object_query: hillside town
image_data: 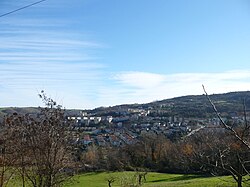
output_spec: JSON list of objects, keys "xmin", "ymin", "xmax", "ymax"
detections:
[{"xmin": 68, "ymin": 106, "xmax": 246, "ymax": 149}]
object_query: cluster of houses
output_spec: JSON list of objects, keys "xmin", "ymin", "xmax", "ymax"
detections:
[
  {"xmin": 69, "ymin": 108, "xmax": 250, "ymax": 149},
  {"xmin": 67, "ymin": 108, "xmax": 209, "ymax": 148},
  {"xmin": 72, "ymin": 126, "xmax": 137, "ymax": 147},
  {"xmin": 67, "ymin": 106, "xmax": 250, "ymax": 148}
]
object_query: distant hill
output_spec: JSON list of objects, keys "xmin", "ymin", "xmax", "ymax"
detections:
[
  {"xmin": 146, "ymin": 91, "xmax": 250, "ymax": 118},
  {"xmin": 0, "ymin": 107, "xmax": 84, "ymax": 122},
  {"xmin": 0, "ymin": 107, "xmax": 41, "ymax": 120},
  {"xmin": 1, "ymin": 91, "xmax": 250, "ymax": 120},
  {"xmin": 92, "ymin": 91, "xmax": 250, "ymax": 118}
]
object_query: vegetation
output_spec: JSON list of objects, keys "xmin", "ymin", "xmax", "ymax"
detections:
[
  {"xmin": 61, "ymin": 172, "xmax": 240, "ymax": 187},
  {"xmin": 0, "ymin": 91, "xmax": 77, "ymax": 187},
  {"xmin": 1, "ymin": 91, "xmax": 250, "ymax": 187}
]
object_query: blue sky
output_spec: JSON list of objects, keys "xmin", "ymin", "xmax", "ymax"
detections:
[{"xmin": 0, "ymin": 0, "xmax": 250, "ymax": 109}]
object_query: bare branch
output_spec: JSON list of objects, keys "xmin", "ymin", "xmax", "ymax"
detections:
[{"xmin": 202, "ymin": 85, "xmax": 250, "ymax": 150}]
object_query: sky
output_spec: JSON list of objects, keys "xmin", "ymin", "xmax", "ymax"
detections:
[{"xmin": 0, "ymin": 0, "xmax": 250, "ymax": 109}]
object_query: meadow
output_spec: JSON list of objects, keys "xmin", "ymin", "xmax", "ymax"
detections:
[{"xmin": 64, "ymin": 172, "xmax": 239, "ymax": 187}]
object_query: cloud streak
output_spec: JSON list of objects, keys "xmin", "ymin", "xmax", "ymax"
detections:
[
  {"xmin": 0, "ymin": 61, "xmax": 105, "ymax": 108},
  {"xmin": 0, "ymin": 22, "xmax": 101, "ymax": 63},
  {"xmin": 0, "ymin": 11, "xmax": 104, "ymax": 108},
  {"xmin": 95, "ymin": 70, "xmax": 250, "ymax": 107}
]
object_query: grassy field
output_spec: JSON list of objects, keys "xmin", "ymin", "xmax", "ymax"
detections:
[{"xmin": 64, "ymin": 172, "xmax": 239, "ymax": 187}]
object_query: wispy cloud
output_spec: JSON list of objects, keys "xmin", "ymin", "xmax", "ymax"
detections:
[
  {"xmin": 96, "ymin": 70, "xmax": 250, "ymax": 107},
  {"xmin": 0, "ymin": 61, "xmax": 104, "ymax": 107},
  {"xmin": 0, "ymin": 19, "xmax": 102, "ymax": 63},
  {"xmin": 113, "ymin": 72, "xmax": 165, "ymax": 88},
  {"xmin": 0, "ymin": 11, "xmax": 104, "ymax": 108}
]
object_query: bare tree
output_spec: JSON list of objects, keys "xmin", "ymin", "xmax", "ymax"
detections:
[
  {"xmin": 196, "ymin": 86, "xmax": 250, "ymax": 187},
  {"xmin": 139, "ymin": 132, "xmax": 167, "ymax": 168},
  {"xmin": 4, "ymin": 91, "xmax": 77, "ymax": 187},
  {"xmin": 135, "ymin": 170, "xmax": 147, "ymax": 186},
  {"xmin": 106, "ymin": 175, "xmax": 115, "ymax": 187},
  {"xmin": 0, "ymin": 121, "xmax": 18, "ymax": 187},
  {"xmin": 203, "ymin": 85, "xmax": 250, "ymax": 149}
]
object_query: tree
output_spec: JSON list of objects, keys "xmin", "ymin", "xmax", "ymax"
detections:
[
  {"xmin": 106, "ymin": 175, "xmax": 115, "ymax": 187},
  {"xmin": 0, "ymin": 120, "xmax": 18, "ymax": 187},
  {"xmin": 184, "ymin": 127, "xmax": 250, "ymax": 187},
  {"xmin": 134, "ymin": 169, "xmax": 147, "ymax": 186},
  {"xmin": 140, "ymin": 132, "xmax": 166, "ymax": 168},
  {"xmin": 4, "ymin": 91, "xmax": 77, "ymax": 187},
  {"xmin": 189, "ymin": 86, "xmax": 250, "ymax": 187}
]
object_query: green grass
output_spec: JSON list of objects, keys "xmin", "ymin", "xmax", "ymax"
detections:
[
  {"xmin": 64, "ymin": 172, "xmax": 242, "ymax": 187},
  {"xmin": 3, "ymin": 171, "xmax": 245, "ymax": 187}
]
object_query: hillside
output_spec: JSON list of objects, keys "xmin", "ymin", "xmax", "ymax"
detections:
[
  {"xmin": 0, "ymin": 107, "xmax": 84, "ymax": 122},
  {"xmin": 1, "ymin": 91, "xmax": 250, "ymax": 119},
  {"xmin": 92, "ymin": 91, "xmax": 250, "ymax": 118},
  {"xmin": 146, "ymin": 91, "xmax": 250, "ymax": 118}
]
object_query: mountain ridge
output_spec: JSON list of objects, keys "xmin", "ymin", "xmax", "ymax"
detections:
[{"xmin": 1, "ymin": 91, "xmax": 250, "ymax": 119}]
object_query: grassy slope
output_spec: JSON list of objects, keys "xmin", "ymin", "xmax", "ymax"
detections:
[{"xmin": 64, "ymin": 172, "xmax": 238, "ymax": 187}]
